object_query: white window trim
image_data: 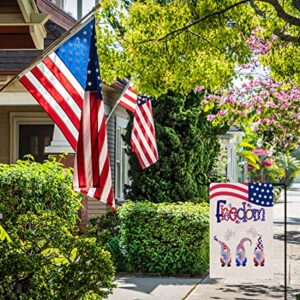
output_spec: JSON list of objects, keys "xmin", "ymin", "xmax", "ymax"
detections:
[{"xmin": 10, "ymin": 112, "xmax": 53, "ymax": 163}]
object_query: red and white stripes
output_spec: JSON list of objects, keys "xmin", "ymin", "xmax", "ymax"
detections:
[
  {"xmin": 20, "ymin": 52, "xmax": 114, "ymax": 208},
  {"xmin": 131, "ymin": 100, "xmax": 158, "ymax": 169},
  {"xmin": 119, "ymin": 82, "xmax": 137, "ymax": 113},
  {"xmin": 210, "ymin": 183, "xmax": 249, "ymax": 202}
]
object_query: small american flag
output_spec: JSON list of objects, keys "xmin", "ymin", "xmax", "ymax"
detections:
[
  {"xmin": 19, "ymin": 19, "xmax": 114, "ymax": 209},
  {"xmin": 118, "ymin": 81, "xmax": 137, "ymax": 113},
  {"xmin": 131, "ymin": 95, "xmax": 159, "ymax": 169},
  {"xmin": 210, "ymin": 183, "xmax": 273, "ymax": 207}
]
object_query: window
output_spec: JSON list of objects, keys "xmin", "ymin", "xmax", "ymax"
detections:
[
  {"xmin": 10, "ymin": 112, "xmax": 53, "ymax": 163},
  {"xmin": 19, "ymin": 124, "xmax": 54, "ymax": 163},
  {"xmin": 115, "ymin": 117, "xmax": 129, "ymax": 201}
]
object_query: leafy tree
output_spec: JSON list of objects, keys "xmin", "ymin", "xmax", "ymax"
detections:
[
  {"xmin": 124, "ymin": 90, "xmax": 228, "ymax": 203},
  {"xmin": 96, "ymin": 0, "xmax": 300, "ymax": 96}
]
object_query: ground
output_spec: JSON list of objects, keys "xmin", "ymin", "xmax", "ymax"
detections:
[{"xmin": 108, "ymin": 185, "xmax": 300, "ymax": 300}]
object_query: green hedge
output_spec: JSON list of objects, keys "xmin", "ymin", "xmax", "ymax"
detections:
[
  {"xmin": 0, "ymin": 157, "xmax": 81, "ymax": 225},
  {"xmin": 116, "ymin": 201, "xmax": 209, "ymax": 275},
  {"xmin": 0, "ymin": 158, "xmax": 115, "ymax": 300}
]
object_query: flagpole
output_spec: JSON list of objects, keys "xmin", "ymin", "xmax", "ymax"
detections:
[
  {"xmin": 106, "ymin": 80, "xmax": 131, "ymax": 124},
  {"xmin": 0, "ymin": 2, "xmax": 101, "ymax": 93}
]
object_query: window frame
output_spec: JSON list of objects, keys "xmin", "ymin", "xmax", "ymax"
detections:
[{"xmin": 10, "ymin": 112, "xmax": 53, "ymax": 163}]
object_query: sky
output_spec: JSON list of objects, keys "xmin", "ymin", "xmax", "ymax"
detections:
[{"xmin": 64, "ymin": 0, "xmax": 97, "ymax": 19}]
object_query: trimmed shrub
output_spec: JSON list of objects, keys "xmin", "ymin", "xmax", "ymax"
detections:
[
  {"xmin": 0, "ymin": 158, "xmax": 115, "ymax": 299},
  {"xmin": 0, "ymin": 157, "xmax": 81, "ymax": 226},
  {"xmin": 84, "ymin": 212, "xmax": 128, "ymax": 272},
  {"xmin": 124, "ymin": 90, "xmax": 228, "ymax": 203},
  {"xmin": 117, "ymin": 201, "xmax": 209, "ymax": 275}
]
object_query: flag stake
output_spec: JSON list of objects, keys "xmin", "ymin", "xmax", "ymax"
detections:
[
  {"xmin": 106, "ymin": 80, "xmax": 131, "ymax": 124},
  {"xmin": 0, "ymin": 2, "xmax": 101, "ymax": 93}
]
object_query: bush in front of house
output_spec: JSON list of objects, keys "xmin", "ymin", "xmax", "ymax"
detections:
[
  {"xmin": 124, "ymin": 90, "xmax": 228, "ymax": 203},
  {"xmin": 0, "ymin": 156, "xmax": 81, "ymax": 225},
  {"xmin": 0, "ymin": 158, "xmax": 115, "ymax": 300},
  {"xmin": 87, "ymin": 201, "xmax": 210, "ymax": 276}
]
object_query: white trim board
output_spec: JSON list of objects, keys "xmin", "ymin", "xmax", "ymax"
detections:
[{"xmin": 0, "ymin": 92, "xmax": 112, "ymax": 114}]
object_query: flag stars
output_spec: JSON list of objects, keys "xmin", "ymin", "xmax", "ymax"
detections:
[
  {"xmin": 88, "ymin": 82, "xmax": 92, "ymax": 86},
  {"xmin": 83, "ymin": 30, "xmax": 87, "ymax": 35}
]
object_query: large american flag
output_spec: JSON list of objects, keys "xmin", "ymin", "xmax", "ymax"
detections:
[
  {"xmin": 131, "ymin": 95, "xmax": 159, "ymax": 169},
  {"xmin": 210, "ymin": 183, "xmax": 273, "ymax": 207},
  {"xmin": 19, "ymin": 19, "xmax": 114, "ymax": 208}
]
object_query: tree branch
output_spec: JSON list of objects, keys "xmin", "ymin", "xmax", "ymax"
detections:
[
  {"xmin": 249, "ymin": 0, "xmax": 266, "ymax": 17},
  {"xmin": 274, "ymin": 29, "xmax": 300, "ymax": 43},
  {"xmin": 135, "ymin": 0, "xmax": 300, "ymax": 45},
  {"xmin": 187, "ymin": 29, "xmax": 223, "ymax": 52},
  {"xmin": 293, "ymin": 0, "xmax": 300, "ymax": 11},
  {"xmin": 260, "ymin": 0, "xmax": 300, "ymax": 26},
  {"xmin": 138, "ymin": 0, "xmax": 250, "ymax": 44}
]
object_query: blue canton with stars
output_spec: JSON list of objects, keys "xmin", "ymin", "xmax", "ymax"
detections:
[
  {"xmin": 55, "ymin": 18, "xmax": 102, "ymax": 98},
  {"xmin": 137, "ymin": 95, "xmax": 151, "ymax": 106},
  {"xmin": 248, "ymin": 183, "xmax": 273, "ymax": 207}
]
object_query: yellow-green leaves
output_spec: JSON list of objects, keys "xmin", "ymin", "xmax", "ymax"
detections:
[{"xmin": 0, "ymin": 225, "xmax": 11, "ymax": 243}]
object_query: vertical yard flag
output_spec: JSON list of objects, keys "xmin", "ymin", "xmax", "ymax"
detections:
[
  {"xmin": 210, "ymin": 183, "xmax": 274, "ymax": 280},
  {"xmin": 19, "ymin": 19, "xmax": 114, "ymax": 209},
  {"xmin": 118, "ymin": 82, "xmax": 159, "ymax": 169}
]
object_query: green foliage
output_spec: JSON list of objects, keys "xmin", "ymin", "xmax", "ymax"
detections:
[
  {"xmin": 116, "ymin": 201, "xmax": 210, "ymax": 275},
  {"xmin": 96, "ymin": 0, "xmax": 300, "ymax": 95},
  {"xmin": 0, "ymin": 157, "xmax": 81, "ymax": 226},
  {"xmin": 124, "ymin": 90, "xmax": 228, "ymax": 203},
  {"xmin": 292, "ymin": 149, "xmax": 300, "ymax": 161},
  {"xmin": 0, "ymin": 159, "xmax": 115, "ymax": 300},
  {"xmin": 97, "ymin": 0, "xmax": 253, "ymax": 96},
  {"xmin": 276, "ymin": 154, "xmax": 300, "ymax": 188},
  {"xmin": 208, "ymin": 147, "xmax": 228, "ymax": 182},
  {"xmin": 0, "ymin": 225, "xmax": 11, "ymax": 243},
  {"xmin": 84, "ymin": 212, "xmax": 127, "ymax": 271}
]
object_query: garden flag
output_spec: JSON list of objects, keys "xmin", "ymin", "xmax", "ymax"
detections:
[
  {"xmin": 118, "ymin": 81, "xmax": 159, "ymax": 169},
  {"xmin": 19, "ymin": 19, "xmax": 115, "ymax": 209},
  {"xmin": 210, "ymin": 183, "xmax": 273, "ymax": 280}
]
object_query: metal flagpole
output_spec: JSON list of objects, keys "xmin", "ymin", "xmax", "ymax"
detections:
[
  {"xmin": 0, "ymin": 2, "xmax": 101, "ymax": 93},
  {"xmin": 273, "ymin": 183, "xmax": 288, "ymax": 300},
  {"xmin": 106, "ymin": 80, "xmax": 131, "ymax": 124},
  {"xmin": 284, "ymin": 184, "xmax": 288, "ymax": 300}
]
